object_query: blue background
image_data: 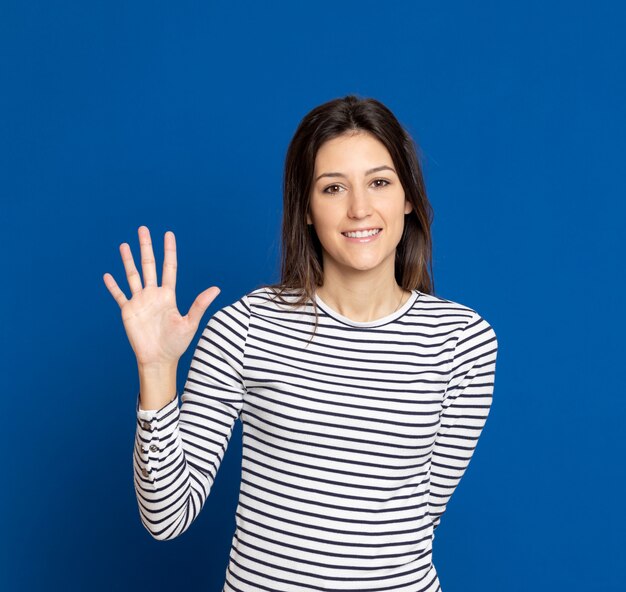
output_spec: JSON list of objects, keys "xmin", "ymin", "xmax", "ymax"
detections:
[{"xmin": 1, "ymin": 1, "xmax": 624, "ymax": 591}]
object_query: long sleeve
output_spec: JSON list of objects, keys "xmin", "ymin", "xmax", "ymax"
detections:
[
  {"xmin": 427, "ymin": 311, "xmax": 498, "ymax": 535},
  {"xmin": 133, "ymin": 294, "xmax": 250, "ymax": 540}
]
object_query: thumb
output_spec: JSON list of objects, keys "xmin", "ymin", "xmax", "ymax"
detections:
[{"xmin": 186, "ymin": 286, "xmax": 221, "ymax": 329}]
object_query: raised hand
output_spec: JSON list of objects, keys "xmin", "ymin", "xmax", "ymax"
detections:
[{"xmin": 103, "ymin": 226, "xmax": 221, "ymax": 368}]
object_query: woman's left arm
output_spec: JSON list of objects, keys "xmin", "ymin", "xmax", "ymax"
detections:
[{"xmin": 427, "ymin": 311, "xmax": 499, "ymax": 534}]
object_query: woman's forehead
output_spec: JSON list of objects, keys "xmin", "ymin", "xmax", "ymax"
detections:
[{"xmin": 314, "ymin": 132, "xmax": 393, "ymax": 173}]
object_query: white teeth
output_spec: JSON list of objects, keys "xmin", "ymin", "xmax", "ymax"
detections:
[{"xmin": 342, "ymin": 228, "xmax": 381, "ymax": 238}]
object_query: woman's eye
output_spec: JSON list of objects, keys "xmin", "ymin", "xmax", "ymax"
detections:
[
  {"xmin": 323, "ymin": 184, "xmax": 343, "ymax": 195},
  {"xmin": 372, "ymin": 179, "xmax": 390, "ymax": 188}
]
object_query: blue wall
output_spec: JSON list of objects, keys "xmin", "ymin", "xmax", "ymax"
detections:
[{"xmin": 1, "ymin": 1, "xmax": 624, "ymax": 590}]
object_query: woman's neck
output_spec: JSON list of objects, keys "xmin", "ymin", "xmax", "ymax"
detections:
[{"xmin": 315, "ymin": 270, "xmax": 410, "ymax": 323}]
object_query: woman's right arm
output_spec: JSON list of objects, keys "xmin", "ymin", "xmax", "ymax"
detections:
[
  {"xmin": 133, "ymin": 297, "xmax": 250, "ymax": 540},
  {"xmin": 103, "ymin": 226, "xmax": 248, "ymax": 540}
]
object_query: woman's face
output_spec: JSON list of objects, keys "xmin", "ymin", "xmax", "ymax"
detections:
[{"xmin": 307, "ymin": 131, "xmax": 413, "ymax": 279}]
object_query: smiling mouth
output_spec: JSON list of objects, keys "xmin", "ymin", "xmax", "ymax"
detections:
[{"xmin": 341, "ymin": 228, "xmax": 382, "ymax": 238}]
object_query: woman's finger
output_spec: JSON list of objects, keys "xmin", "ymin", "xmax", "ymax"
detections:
[
  {"xmin": 186, "ymin": 286, "xmax": 220, "ymax": 329},
  {"xmin": 102, "ymin": 273, "xmax": 129, "ymax": 309},
  {"xmin": 119, "ymin": 242, "xmax": 143, "ymax": 295},
  {"xmin": 161, "ymin": 230, "xmax": 177, "ymax": 290},
  {"xmin": 138, "ymin": 226, "xmax": 158, "ymax": 288}
]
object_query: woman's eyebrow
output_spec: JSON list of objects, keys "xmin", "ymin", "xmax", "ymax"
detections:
[{"xmin": 314, "ymin": 165, "xmax": 396, "ymax": 182}]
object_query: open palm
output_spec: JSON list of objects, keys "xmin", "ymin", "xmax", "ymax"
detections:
[{"xmin": 103, "ymin": 226, "xmax": 220, "ymax": 368}]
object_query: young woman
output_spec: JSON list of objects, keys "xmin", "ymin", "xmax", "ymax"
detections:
[{"xmin": 103, "ymin": 95, "xmax": 498, "ymax": 592}]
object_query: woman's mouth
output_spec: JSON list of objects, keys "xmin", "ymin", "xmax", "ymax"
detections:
[{"xmin": 341, "ymin": 228, "xmax": 382, "ymax": 242}]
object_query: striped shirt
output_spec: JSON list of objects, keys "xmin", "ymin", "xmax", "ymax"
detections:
[{"xmin": 134, "ymin": 286, "xmax": 498, "ymax": 591}]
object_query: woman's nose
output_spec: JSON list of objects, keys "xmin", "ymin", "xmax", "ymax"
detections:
[{"xmin": 347, "ymin": 187, "xmax": 373, "ymax": 219}]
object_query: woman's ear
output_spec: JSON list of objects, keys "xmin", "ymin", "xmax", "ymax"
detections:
[
  {"xmin": 404, "ymin": 200, "xmax": 413, "ymax": 215},
  {"xmin": 307, "ymin": 212, "xmax": 313, "ymax": 225}
]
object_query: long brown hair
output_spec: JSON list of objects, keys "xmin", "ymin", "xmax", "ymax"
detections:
[{"xmin": 258, "ymin": 94, "xmax": 435, "ymax": 337}]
